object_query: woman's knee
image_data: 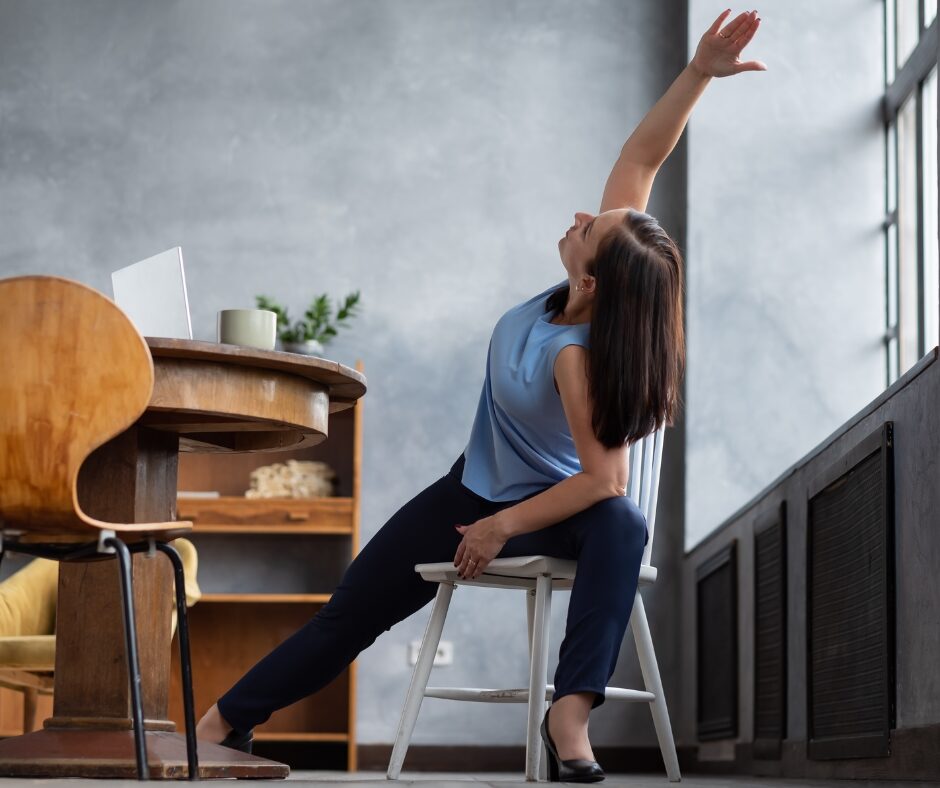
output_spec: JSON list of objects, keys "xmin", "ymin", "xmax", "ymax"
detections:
[
  {"xmin": 590, "ymin": 494, "xmax": 646, "ymax": 524},
  {"xmin": 572, "ymin": 495, "xmax": 648, "ymax": 544}
]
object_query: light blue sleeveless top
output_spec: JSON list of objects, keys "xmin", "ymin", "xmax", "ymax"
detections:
[{"xmin": 460, "ymin": 279, "xmax": 591, "ymax": 501}]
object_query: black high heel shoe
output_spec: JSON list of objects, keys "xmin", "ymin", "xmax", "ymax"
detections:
[
  {"xmin": 219, "ymin": 726, "xmax": 254, "ymax": 754},
  {"xmin": 539, "ymin": 706, "xmax": 605, "ymax": 783}
]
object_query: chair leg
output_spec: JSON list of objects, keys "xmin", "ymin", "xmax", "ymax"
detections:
[
  {"xmin": 525, "ymin": 574, "xmax": 552, "ymax": 782},
  {"xmin": 526, "ymin": 588, "xmax": 535, "ymax": 658},
  {"xmin": 105, "ymin": 536, "xmax": 150, "ymax": 781},
  {"xmin": 155, "ymin": 542, "xmax": 199, "ymax": 781},
  {"xmin": 525, "ymin": 588, "xmax": 548, "ymax": 782},
  {"xmin": 630, "ymin": 591, "xmax": 681, "ymax": 782},
  {"xmin": 387, "ymin": 582, "xmax": 455, "ymax": 780},
  {"xmin": 22, "ymin": 687, "xmax": 38, "ymax": 733}
]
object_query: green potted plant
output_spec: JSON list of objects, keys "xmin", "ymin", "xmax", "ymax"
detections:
[{"xmin": 255, "ymin": 291, "xmax": 361, "ymax": 356}]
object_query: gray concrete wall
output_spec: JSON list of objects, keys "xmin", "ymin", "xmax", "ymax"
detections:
[
  {"xmin": 685, "ymin": 0, "xmax": 887, "ymax": 553},
  {"xmin": 0, "ymin": 0, "xmax": 686, "ymax": 747},
  {"xmin": 678, "ymin": 349, "xmax": 940, "ymax": 778}
]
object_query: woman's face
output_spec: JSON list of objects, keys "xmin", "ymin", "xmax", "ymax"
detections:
[{"xmin": 558, "ymin": 208, "xmax": 630, "ymax": 283}]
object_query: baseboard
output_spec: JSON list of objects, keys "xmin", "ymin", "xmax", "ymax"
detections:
[
  {"xmin": 688, "ymin": 723, "xmax": 940, "ymax": 782},
  {"xmin": 359, "ymin": 723, "xmax": 940, "ymax": 781},
  {"xmin": 357, "ymin": 744, "xmax": 672, "ymax": 773}
]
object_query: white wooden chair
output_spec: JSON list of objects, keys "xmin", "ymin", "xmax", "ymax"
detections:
[{"xmin": 386, "ymin": 426, "xmax": 681, "ymax": 782}]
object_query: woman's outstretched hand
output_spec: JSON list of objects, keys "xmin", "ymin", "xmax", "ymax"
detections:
[
  {"xmin": 691, "ymin": 8, "xmax": 766, "ymax": 78},
  {"xmin": 453, "ymin": 516, "xmax": 509, "ymax": 580}
]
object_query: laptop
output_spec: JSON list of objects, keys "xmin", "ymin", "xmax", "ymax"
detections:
[{"xmin": 111, "ymin": 247, "xmax": 193, "ymax": 339}]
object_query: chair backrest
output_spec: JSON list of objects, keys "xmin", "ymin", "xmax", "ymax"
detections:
[
  {"xmin": 627, "ymin": 424, "xmax": 666, "ymax": 566},
  {"xmin": 0, "ymin": 276, "xmax": 154, "ymax": 532}
]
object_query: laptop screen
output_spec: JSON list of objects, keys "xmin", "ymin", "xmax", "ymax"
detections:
[{"xmin": 111, "ymin": 247, "xmax": 193, "ymax": 340}]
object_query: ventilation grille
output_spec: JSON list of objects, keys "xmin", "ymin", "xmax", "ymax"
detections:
[
  {"xmin": 753, "ymin": 504, "xmax": 787, "ymax": 760},
  {"xmin": 696, "ymin": 541, "xmax": 737, "ymax": 741},
  {"xmin": 806, "ymin": 422, "xmax": 895, "ymax": 760}
]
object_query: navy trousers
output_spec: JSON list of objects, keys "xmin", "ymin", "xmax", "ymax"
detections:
[{"xmin": 216, "ymin": 454, "xmax": 649, "ymax": 732}]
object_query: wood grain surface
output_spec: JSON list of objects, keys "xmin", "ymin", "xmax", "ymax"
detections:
[
  {"xmin": 146, "ymin": 338, "xmax": 366, "ymax": 408},
  {"xmin": 0, "ymin": 276, "xmax": 155, "ymax": 533}
]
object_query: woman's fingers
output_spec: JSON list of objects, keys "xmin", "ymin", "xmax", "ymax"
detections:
[
  {"xmin": 462, "ymin": 555, "xmax": 477, "ymax": 579},
  {"xmin": 455, "ymin": 541, "xmax": 474, "ymax": 578},
  {"xmin": 719, "ymin": 10, "xmax": 751, "ymax": 40},
  {"xmin": 706, "ymin": 8, "xmax": 732, "ymax": 36},
  {"xmin": 733, "ymin": 16, "xmax": 760, "ymax": 49},
  {"xmin": 455, "ymin": 546, "xmax": 482, "ymax": 580},
  {"xmin": 470, "ymin": 557, "xmax": 488, "ymax": 580}
]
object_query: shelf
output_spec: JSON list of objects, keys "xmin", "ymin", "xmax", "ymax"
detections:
[
  {"xmin": 253, "ymin": 732, "xmax": 350, "ymax": 743},
  {"xmin": 189, "ymin": 525, "xmax": 351, "ymax": 534},
  {"xmin": 199, "ymin": 593, "xmax": 332, "ymax": 604},
  {"xmin": 177, "ymin": 496, "xmax": 354, "ymax": 534}
]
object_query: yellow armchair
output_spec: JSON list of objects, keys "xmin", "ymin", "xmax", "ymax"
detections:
[{"xmin": 0, "ymin": 537, "xmax": 201, "ymax": 732}]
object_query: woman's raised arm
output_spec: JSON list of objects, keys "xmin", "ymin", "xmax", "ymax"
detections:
[{"xmin": 599, "ymin": 8, "xmax": 766, "ymax": 214}]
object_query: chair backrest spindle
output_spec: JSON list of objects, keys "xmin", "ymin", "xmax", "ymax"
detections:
[
  {"xmin": 628, "ymin": 440, "xmax": 643, "ymax": 502},
  {"xmin": 626, "ymin": 425, "xmax": 666, "ymax": 567}
]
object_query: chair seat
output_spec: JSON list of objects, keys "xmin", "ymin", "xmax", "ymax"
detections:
[
  {"xmin": 4, "ymin": 523, "xmax": 193, "ymax": 544},
  {"xmin": 415, "ymin": 555, "xmax": 657, "ymax": 590},
  {"xmin": 0, "ymin": 635, "xmax": 55, "ymax": 671}
]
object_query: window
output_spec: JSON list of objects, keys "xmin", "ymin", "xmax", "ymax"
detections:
[
  {"xmin": 923, "ymin": 66, "xmax": 939, "ymax": 355},
  {"xmin": 884, "ymin": 1, "xmax": 940, "ymax": 384}
]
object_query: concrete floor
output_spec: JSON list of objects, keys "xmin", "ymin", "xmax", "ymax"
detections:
[{"xmin": 2, "ymin": 774, "xmax": 938, "ymax": 787}]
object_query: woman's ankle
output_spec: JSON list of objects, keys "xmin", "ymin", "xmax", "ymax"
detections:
[
  {"xmin": 548, "ymin": 695, "xmax": 595, "ymax": 761},
  {"xmin": 196, "ymin": 703, "xmax": 234, "ymax": 741}
]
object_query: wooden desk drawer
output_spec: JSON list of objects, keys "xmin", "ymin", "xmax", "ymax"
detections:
[{"xmin": 177, "ymin": 496, "xmax": 354, "ymax": 534}]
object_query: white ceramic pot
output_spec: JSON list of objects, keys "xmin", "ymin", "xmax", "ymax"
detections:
[{"xmin": 281, "ymin": 339, "xmax": 325, "ymax": 356}]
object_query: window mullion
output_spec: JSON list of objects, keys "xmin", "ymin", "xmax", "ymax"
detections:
[
  {"xmin": 916, "ymin": 87, "xmax": 926, "ymax": 358},
  {"xmin": 886, "ymin": 16, "xmax": 939, "ymax": 119}
]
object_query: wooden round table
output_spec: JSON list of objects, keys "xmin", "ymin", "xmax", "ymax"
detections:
[{"xmin": 0, "ymin": 339, "xmax": 366, "ymax": 779}]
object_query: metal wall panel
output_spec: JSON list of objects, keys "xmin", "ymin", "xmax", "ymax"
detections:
[
  {"xmin": 696, "ymin": 541, "xmax": 738, "ymax": 741},
  {"xmin": 754, "ymin": 504, "xmax": 787, "ymax": 759},
  {"xmin": 806, "ymin": 423, "xmax": 896, "ymax": 759}
]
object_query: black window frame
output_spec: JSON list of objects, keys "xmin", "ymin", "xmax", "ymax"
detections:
[
  {"xmin": 882, "ymin": 0, "xmax": 940, "ymax": 386},
  {"xmin": 883, "ymin": 1, "xmax": 940, "ymax": 384}
]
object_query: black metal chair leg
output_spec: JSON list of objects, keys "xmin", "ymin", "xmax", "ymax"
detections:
[
  {"xmin": 106, "ymin": 536, "xmax": 150, "ymax": 780},
  {"xmin": 156, "ymin": 541, "xmax": 200, "ymax": 780}
]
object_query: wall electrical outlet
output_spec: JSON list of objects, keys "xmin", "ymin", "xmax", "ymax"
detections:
[{"xmin": 408, "ymin": 639, "xmax": 454, "ymax": 666}]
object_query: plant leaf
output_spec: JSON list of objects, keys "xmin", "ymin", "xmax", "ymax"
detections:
[{"xmin": 335, "ymin": 290, "xmax": 361, "ymax": 322}]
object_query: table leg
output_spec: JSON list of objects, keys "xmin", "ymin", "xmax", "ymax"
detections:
[{"xmin": 0, "ymin": 426, "xmax": 288, "ymax": 779}]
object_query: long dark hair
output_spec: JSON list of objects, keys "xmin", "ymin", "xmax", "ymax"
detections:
[{"xmin": 545, "ymin": 209, "xmax": 685, "ymax": 448}]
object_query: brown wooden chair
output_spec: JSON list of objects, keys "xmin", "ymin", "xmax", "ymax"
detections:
[{"xmin": 0, "ymin": 275, "xmax": 197, "ymax": 780}]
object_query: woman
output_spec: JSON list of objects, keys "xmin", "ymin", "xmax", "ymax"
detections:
[{"xmin": 197, "ymin": 8, "xmax": 764, "ymax": 782}]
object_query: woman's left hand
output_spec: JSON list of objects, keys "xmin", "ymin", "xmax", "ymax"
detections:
[
  {"xmin": 453, "ymin": 515, "xmax": 508, "ymax": 580},
  {"xmin": 691, "ymin": 8, "xmax": 767, "ymax": 78}
]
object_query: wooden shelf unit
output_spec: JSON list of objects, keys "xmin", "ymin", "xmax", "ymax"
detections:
[
  {"xmin": 168, "ymin": 359, "xmax": 363, "ymax": 771},
  {"xmin": 199, "ymin": 593, "xmax": 333, "ymax": 604}
]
